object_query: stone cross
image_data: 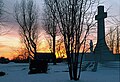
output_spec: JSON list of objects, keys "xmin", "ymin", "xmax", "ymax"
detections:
[
  {"xmin": 94, "ymin": 6, "xmax": 113, "ymax": 62},
  {"xmin": 95, "ymin": 6, "xmax": 107, "ymax": 44}
]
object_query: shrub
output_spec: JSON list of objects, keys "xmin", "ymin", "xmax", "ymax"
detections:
[{"xmin": 0, "ymin": 71, "xmax": 5, "ymax": 76}]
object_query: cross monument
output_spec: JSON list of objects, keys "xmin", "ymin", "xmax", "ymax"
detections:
[{"xmin": 94, "ymin": 6, "xmax": 113, "ymax": 62}]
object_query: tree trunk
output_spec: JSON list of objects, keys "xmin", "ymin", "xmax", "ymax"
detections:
[
  {"xmin": 53, "ymin": 35, "xmax": 56, "ymax": 65},
  {"xmin": 73, "ymin": 62, "xmax": 78, "ymax": 80},
  {"xmin": 33, "ymin": 54, "xmax": 36, "ymax": 60},
  {"xmin": 116, "ymin": 27, "xmax": 119, "ymax": 54}
]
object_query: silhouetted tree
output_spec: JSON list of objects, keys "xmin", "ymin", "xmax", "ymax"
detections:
[
  {"xmin": 0, "ymin": 0, "xmax": 3, "ymax": 18},
  {"xmin": 14, "ymin": 0, "xmax": 39, "ymax": 59},
  {"xmin": 56, "ymin": 37, "xmax": 65, "ymax": 58},
  {"xmin": 0, "ymin": 0, "xmax": 3, "ymax": 34},
  {"xmin": 106, "ymin": 17, "xmax": 120, "ymax": 54},
  {"xmin": 114, "ymin": 18, "xmax": 120, "ymax": 54},
  {"xmin": 43, "ymin": 0, "xmax": 59, "ymax": 65},
  {"xmin": 0, "ymin": 0, "xmax": 13, "ymax": 36},
  {"xmin": 106, "ymin": 27, "xmax": 115, "ymax": 53},
  {"xmin": 44, "ymin": 0, "xmax": 98, "ymax": 80},
  {"xmin": 12, "ymin": 47, "xmax": 29, "ymax": 60}
]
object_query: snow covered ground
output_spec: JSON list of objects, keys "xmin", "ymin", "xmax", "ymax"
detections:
[{"xmin": 0, "ymin": 62, "xmax": 119, "ymax": 82}]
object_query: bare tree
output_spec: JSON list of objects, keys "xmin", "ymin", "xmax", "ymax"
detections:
[
  {"xmin": 114, "ymin": 18, "xmax": 120, "ymax": 54},
  {"xmin": 0, "ymin": 0, "xmax": 4, "ymax": 32},
  {"xmin": 106, "ymin": 26, "xmax": 120, "ymax": 54},
  {"xmin": 56, "ymin": 37, "xmax": 65, "ymax": 58},
  {"xmin": 0, "ymin": 0, "xmax": 14, "ymax": 36},
  {"xmin": 12, "ymin": 47, "xmax": 29, "ymax": 61},
  {"xmin": 17, "ymin": 47, "xmax": 29, "ymax": 59},
  {"xmin": 106, "ymin": 27, "xmax": 115, "ymax": 53},
  {"xmin": 45, "ymin": 36, "xmax": 53, "ymax": 53},
  {"xmin": 0, "ymin": 0, "xmax": 3, "ymax": 19},
  {"xmin": 14, "ymin": 0, "xmax": 39, "ymax": 59},
  {"xmin": 44, "ymin": 0, "xmax": 98, "ymax": 80},
  {"xmin": 106, "ymin": 17, "xmax": 120, "ymax": 54},
  {"xmin": 42, "ymin": 0, "xmax": 59, "ymax": 65}
]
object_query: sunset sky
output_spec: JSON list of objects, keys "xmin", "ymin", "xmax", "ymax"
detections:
[{"xmin": 0, "ymin": 0, "xmax": 120, "ymax": 59}]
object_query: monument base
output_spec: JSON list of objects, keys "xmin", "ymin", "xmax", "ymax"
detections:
[{"xmin": 94, "ymin": 42, "xmax": 114, "ymax": 62}]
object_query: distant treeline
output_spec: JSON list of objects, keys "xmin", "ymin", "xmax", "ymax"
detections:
[
  {"xmin": 0, "ymin": 57, "xmax": 67, "ymax": 64},
  {"xmin": 0, "ymin": 57, "xmax": 9, "ymax": 64}
]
